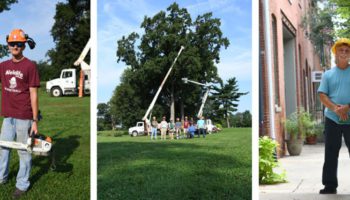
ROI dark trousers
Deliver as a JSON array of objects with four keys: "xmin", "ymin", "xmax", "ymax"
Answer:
[
  {"xmin": 322, "ymin": 117, "xmax": 350, "ymax": 189},
  {"xmin": 198, "ymin": 128, "xmax": 206, "ymax": 138}
]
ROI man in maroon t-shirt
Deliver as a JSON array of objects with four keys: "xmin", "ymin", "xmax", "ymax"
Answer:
[
  {"xmin": 183, "ymin": 116, "xmax": 190, "ymax": 138},
  {"xmin": 0, "ymin": 29, "xmax": 40, "ymax": 198}
]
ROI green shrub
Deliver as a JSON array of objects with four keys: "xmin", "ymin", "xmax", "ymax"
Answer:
[
  {"xmin": 259, "ymin": 136, "xmax": 286, "ymax": 184},
  {"xmin": 114, "ymin": 131, "xmax": 128, "ymax": 137},
  {"xmin": 215, "ymin": 124, "xmax": 223, "ymax": 129}
]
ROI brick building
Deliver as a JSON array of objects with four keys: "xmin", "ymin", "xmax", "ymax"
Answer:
[{"xmin": 259, "ymin": 0, "xmax": 331, "ymax": 156}]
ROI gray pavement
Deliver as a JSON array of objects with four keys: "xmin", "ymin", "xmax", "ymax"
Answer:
[{"xmin": 260, "ymin": 142, "xmax": 350, "ymax": 200}]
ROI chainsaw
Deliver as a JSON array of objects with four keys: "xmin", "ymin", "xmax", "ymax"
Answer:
[{"xmin": 0, "ymin": 133, "xmax": 52, "ymax": 156}]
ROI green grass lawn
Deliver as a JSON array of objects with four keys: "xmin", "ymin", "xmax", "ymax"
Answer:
[
  {"xmin": 98, "ymin": 128, "xmax": 251, "ymax": 200},
  {"xmin": 0, "ymin": 86, "xmax": 90, "ymax": 199}
]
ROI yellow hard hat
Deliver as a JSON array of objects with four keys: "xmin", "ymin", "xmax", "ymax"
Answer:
[{"xmin": 331, "ymin": 38, "xmax": 350, "ymax": 54}]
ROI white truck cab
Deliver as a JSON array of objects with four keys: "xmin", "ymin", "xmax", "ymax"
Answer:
[
  {"xmin": 46, "ymin": 68, "xmax": 90, "ymax": 97},
  {"xmin": 128, "ymin": 121, "xmax": 151, "ymax": 137}
]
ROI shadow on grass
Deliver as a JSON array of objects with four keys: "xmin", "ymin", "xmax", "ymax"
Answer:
[
  {"xmin": 30, "ymin": 135, "xmax": 80, "ymax": 189},
  {"xmin": 98, "ymin": 141, "xmax": 251, "ymax": 200}
]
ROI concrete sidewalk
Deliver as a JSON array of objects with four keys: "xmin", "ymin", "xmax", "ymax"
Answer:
[{"xmin": 260, "ymin": 142, "xmax": 350, "ymax": 200}]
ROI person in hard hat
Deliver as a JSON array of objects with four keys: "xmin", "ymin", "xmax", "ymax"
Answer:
[
  {"xmin": 196, "ymin": 116, "xmax": 206, "ymax": 138},
  {"xmin": 160, "ymin": 116, "xmax": 168, "ymax": 140},
  {"xmin": 318, "ymin": 38, "xmax": 350, "ymax": 194},
  {"xmin": 168, "ymin": 119, "xmax": 175, "ymax": 140},
  {"xmin": 175, "ymin": 117, "xmax": 182, "ymax": 139},
  {"xmin": 183, "ymin": 116, "xmax": 189, "ymax": 138},
  {"xmin": 0, "ymin": 29, "xmax": 40, "ymax": 198},
  {"xmin": 187, "ymin": 122, "xmax": 196, "ymax": 139},
  {"xmin": 151, "ymin": 116, "xmax": 158, "ymax": 140}
]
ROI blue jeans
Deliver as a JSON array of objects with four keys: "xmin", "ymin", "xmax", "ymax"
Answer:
[
  {"xmin": 0, "ymin": 118, "xmax": 32, "ymax": 191},
  {"xmin": 151, "ymin": 127, "xmax": 157, "ymax": 139}
]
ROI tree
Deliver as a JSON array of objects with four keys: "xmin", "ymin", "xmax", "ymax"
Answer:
[
  {"xmin": 36, "ymin": 60, "xmax": 57, "ymax": 81},
  {"xmin": 301, "ymin": 0, "xmax": 335, "ymax": 66},
  {"xmin": 97, "ymin": 103, "xmax": 112, "ymax": 131},
  {"xmin": 0, "ymin": 0, "xmax": 18, "ymax": 58},
  {"xmin": 242, "ymin": 110, "xmax": 252, "ymax": 127},
  {"xmin": 109, "ymin": 81, "xmax": 144, "ymax": 129},
  {"xmin": 330, "ymin": 0, "xmax": 350, "ymax": 38},
  {"xmin": 210, "ymin": 78, "xmax": 248, "ymax": 128},
  {"xmin": 114, "ymin": 3, "xmax": 229, "ymax": 126},
  {"xmin": 47, "ymin": 0, "xmax": 90, "ymax": 77}
]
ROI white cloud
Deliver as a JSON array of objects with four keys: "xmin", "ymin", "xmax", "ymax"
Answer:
[{"xmin": 217, "ymin": 46, "xmax": 252, "ymax": 82}]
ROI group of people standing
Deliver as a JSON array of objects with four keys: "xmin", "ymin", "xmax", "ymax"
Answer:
[{"xmin": 150, "ymin": 116, "xmax": 207, "ymax": 140}]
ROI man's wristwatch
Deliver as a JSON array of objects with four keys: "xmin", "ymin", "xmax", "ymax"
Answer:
[{"xmin": 32, "ymin": 118, "xmax": 38, "ymax": 123}]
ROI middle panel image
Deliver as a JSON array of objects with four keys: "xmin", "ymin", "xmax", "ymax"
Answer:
[{"xmin": 97, "ymin": 1, "xmax": 252, "ymax": 199}]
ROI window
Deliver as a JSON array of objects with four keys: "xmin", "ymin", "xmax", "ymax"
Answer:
[{"xmin": 62, "ymin": 71, "xmax": 73, "ymax": 78}]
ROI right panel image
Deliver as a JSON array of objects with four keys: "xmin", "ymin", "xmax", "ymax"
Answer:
[
  {"xmin": 97, "ymin": 0, "xmax": 252, "ymax": 199},
  {"xmin": 259, "ymin": 0, "xmax": 350, "ymax": 199}
]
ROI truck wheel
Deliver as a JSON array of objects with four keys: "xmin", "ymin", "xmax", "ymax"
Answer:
[
  {"xmin": 132, "ymin": 131, "xmax": 138, "ymax": 137},
  {"xmin": 51, "ymin": 87, "xmax": 62, "ymax": 97}
]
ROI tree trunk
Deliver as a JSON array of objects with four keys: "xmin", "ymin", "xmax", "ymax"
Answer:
[
  {"xmin": 111, "ymin": 116, "xmax": 116, "ymax": 130},
  {"xmin": 180, "ymin": 100, "xmax": 184, "ymax": 121},
  {"xmin": 226, "ymin": 113, "xmax": 230, "ymax": 128},
  {"xmin": 170, "ymin": 82, "xmax": 175, "ymax": 121}
]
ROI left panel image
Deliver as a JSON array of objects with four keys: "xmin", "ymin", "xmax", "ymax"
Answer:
[{"xmin": 0, "ymin": 1, "xmax": 90, "ymax": 199}]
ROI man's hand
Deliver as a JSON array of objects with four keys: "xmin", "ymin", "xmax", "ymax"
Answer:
[
  {"xmin": 30, "ymin": 121, "xmax": 38, "ymax": 135},
  {"xmin": 334, "ymin": 105, "xmax": 349, "ymax": 121}
]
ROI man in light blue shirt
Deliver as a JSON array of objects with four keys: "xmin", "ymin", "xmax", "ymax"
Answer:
[
  {"xmin": 196, "ymin": 116, "xmax": 206, "ymax": 138},
  {"xmin": 318, "ymin": 38, "xmax": 350, "ymax": 194}
]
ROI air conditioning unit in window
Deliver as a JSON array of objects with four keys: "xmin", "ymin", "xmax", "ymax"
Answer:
[{"xmin": 311, "ymin": 71, "xmax": 323, "ymax": 82}]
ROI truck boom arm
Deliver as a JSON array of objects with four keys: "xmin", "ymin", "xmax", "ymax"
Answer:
[{"xmin": 142, "ymin": 46, "xmax": 185, "ymax": 120}]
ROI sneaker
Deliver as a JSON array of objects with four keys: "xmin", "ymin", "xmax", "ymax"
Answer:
[
  {"xmin": 319, "ymin": 187, "xmax": 337, "ymax": 194},
  {"xmin": 12, "ymin": 188, "xmax": 26, "ymax": 199}
]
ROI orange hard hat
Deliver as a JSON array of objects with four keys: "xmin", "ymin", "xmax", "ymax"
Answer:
[
  {"xmin": 6, "ymin": 29, "xmax": 27, "ymax": 42},
  {"xmin": 331, "ymin": 38, "xmax": 350, "ymax": 54}
]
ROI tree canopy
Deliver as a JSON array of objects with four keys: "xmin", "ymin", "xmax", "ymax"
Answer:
[
  {"xmin": 111, "ymin": 3, "xmax": 242, "ymax": 128},
  {"xmin": 47, "ymin": 0, "xmax": 90, "ymax": 77},
  {"xmin": 330, "ymin": 0, "xmax": 350, "ymax": 38},
  {"xmin": 209, "ymin": 78, "xmax": 248, "ymax": 128}
]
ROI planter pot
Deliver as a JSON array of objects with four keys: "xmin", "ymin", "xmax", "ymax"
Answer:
[
  {"xmin": 286, "ymin": 138, "xmax": 303, "ymax": 156},
  {"xmin": 305, "ymin": 135, "xmax": 317, "ymax": 145}
]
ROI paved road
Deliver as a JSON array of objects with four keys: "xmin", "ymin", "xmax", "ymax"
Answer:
[{"xmin": 260, "ymin": 142, "xmax": 350, "ymax": 200}]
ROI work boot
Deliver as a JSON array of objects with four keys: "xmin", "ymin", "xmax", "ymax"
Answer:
[
  {"xmin": 12, "ymin": 188, "xmax": 26, "ymax": 199},
  {"xmin": 319, "ymin": 187, "xmax": 337, "ymax": 194}
]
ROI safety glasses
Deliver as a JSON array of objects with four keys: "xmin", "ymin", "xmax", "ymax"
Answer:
[{"xmin": 8, "ymin": 42, "xmax": 25, "ymax": 48}]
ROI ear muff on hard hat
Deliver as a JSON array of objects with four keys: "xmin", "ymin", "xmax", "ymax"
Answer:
[
  {"xmin": 6, "ymin": 29, "xmax": 36, "ymax": 49},
  {"xmin": 331, "ymin": 38, "xmax": 350, "ymax": 54},
  {"xmin": 26, "ymin": 37, "xmax": 36, "ymax": 49}
]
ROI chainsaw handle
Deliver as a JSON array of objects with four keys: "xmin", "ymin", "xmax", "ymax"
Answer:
[{"xmin": 30, "ymin": 131, "xmax": 35, "ymax": 149}]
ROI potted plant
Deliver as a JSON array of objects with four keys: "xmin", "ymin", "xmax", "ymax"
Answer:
[
  {"xmin": 305, "ymin": 122, "xmax": 323, "ymax": 144},
  {"xmin": 284, "ymin": 109, "xmax": 312, "ymax": 155}
]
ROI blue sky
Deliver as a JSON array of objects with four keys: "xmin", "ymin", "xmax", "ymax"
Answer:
[
  {"xmin": 97, "ymin": 0, "xmax": 252, "ymax": 113},
  {"xmin": 0, "ymin": 0, "xmax": 64, "ymax": 62}
]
